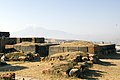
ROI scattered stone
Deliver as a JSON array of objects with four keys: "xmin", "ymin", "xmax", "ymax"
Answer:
[{"xmin": 0, "ymin": 73, "xmax": 15, "ymax": 80}]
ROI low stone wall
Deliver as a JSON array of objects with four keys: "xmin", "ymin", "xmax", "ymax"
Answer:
[
  {"xmin": 49, "ymin": 44, "xmax": 116, "ymax": 57},
  {"xmin": 6, "ymin": 39, "xmax": 116, "ymax": 58},
  {"xmin": 20, "ymin": 38, "xmax": 32, "ymax": 42},
  {"xmin": 49, "ymin": 46, "xmax": 88, "ymax": 55},
  {"xmin": 5, "ymin": 37, "xmax": 45, "ymax": 45},
  {"xmin": 88, "ymin": 45, "xmax": 99, "ymax": 54},
  {"xmin": 5, "ymin": 38, "xmax": 17, "ymax": 45},
  {"xmin": 13, "ymin": 45, "xmax": 36, "ymax": 53},
  {"xmin": 32, "ymin": 38, "xmax": 45, "ymax": 43},
  {"xmin": 94, "ymin": 44, "xmax": 116, "ymax": 57},
  {"xmin": 36, "ymin": 45, "xmax": 49, "ymax": 57},
  {"xmin": 0, "ymin": 32, "xmax": 10, "ymax": 37},
  {"xmin": 13, "ymin": 44, "xmax": 55, "ymax": 57},
  {"xmin": 0, "ymin": 38, "xmax": 5, "ymax": 52}
]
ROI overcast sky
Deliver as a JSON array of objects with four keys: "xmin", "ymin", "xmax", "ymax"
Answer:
[{"xmin": 0, "ymin": 0, "xmax": 120, "ymax": 37}]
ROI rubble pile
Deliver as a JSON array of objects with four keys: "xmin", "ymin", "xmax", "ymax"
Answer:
[
  {"xmin": 4, "ymin": 52, "xmax": 40, "ymax": 61},
  {"xmin": 42, "ymin": 51, "xmax": 100, "ymax": 78},
  {"xmin": 43, "ymin": 51, "xmax": 100, "ymax": 63}
]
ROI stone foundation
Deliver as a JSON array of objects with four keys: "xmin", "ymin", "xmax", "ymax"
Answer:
[
  {"xmin": 49, "ymin": 46, "xmax": 88, "ymax": 55},
  {"xmin": 49, "ymin": 44, "xmax": 116, "ymax": 58},
  {"xmin": 13, "ymin": 43, "xmax": 57, "ymax": 57}
]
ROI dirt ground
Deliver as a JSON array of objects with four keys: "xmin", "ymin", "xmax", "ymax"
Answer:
[{"xmin": 0, "ymin": 52, "xmax": 120, "ymax": 80}]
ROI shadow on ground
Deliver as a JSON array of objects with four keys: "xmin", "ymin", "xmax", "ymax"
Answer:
[
  {"xmin": 81, "ymin": 52, "xmax": 120, "ymax": 79},
  {"xmin": 0, "ymin": 64, "xmax": 28, "ymax": 72},
  {"xmin": 81, "ymin": 69, "xmax": 106, "ymax": 80},
  {"xmin": 96, "ymin": 60, "xmax": 117, "ymax": 66}
]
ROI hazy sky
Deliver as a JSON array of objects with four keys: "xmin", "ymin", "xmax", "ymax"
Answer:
[{"xmin": 0, "ymin": 0, "xmax": 120, "ymax": 36}]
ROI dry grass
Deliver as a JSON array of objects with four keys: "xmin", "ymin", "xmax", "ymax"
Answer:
[
  {"xmin": 0, "ymin": 53, "xmax": 120, "ymax": 80},
  {"xmin": 52, "ymin": 41, "xmax": 94, "ymax": 47}
]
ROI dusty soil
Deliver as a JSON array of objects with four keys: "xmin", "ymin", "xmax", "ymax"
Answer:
[
  {"xmin": 0, "ymin": 53, "xmax": 120, "ymax": 80},
  {"xmin": 52, "ymin": 41, "xmax": 94, "ymax": 47},
  {"xmin": 84, "ymin": 52, "xmax": 120, "ymax": 80}
]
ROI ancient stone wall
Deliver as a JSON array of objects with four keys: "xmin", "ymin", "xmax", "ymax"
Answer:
[
  {"xmin": 5, "ymin": 37, "xmax": 45, "ymax": 45},
  {"xmin": 19, "ymin": 37, "xmax": 44, "ymax": 43},
  {"xmin": 0, "ymin": 32, "xmax": 10, "ymax": 37},
  {"xmin": 49, "ymin": 44, "xmax": 116, "ymax": 57},
  {"xmin": 49, "ymin": 46, "xmax": 88, "ymax": 55},
  {"xmin": 36, "ymin": 45, "xmax": 49, "ymax": 57},
  {"xmin": 5, "ymin": 38, "xmax": 17, "ymax": 45},
  {"xmin": 20, "ymin": 38, "xmax": 32, "ymax": 42},
  {"xmin": 88, "ymin": 45, "xmax": 99, "ymax": 54},
  {"xmin": 0, "ymin": 38, "xmax": 5, "ymax": 52},
  {"xmin": 0, "ymin": 32, "xmax": 10, "ymax": 52},
  {"xmin": 13, "ymin": 45, "xmax": 36, "ymax": 53},
  {"xmin": 94, "ymin": 44, "xmax": 116, "ymax": 57},
  {"xmin": 13, "ymin": 44, "xmax": 53, "ymax": 57},
  {"xmin": 32, "ymin": 38, "xmax": 45, "ymax": 43}
]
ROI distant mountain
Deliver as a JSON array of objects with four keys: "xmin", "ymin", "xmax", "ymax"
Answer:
[
  {"xmin": 11, "ymin": 27, "xmax": 81, "ymax": 40},
  {"xmin": 10, "ymin": 26, "xmax": 120, "ymax": 43}
]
